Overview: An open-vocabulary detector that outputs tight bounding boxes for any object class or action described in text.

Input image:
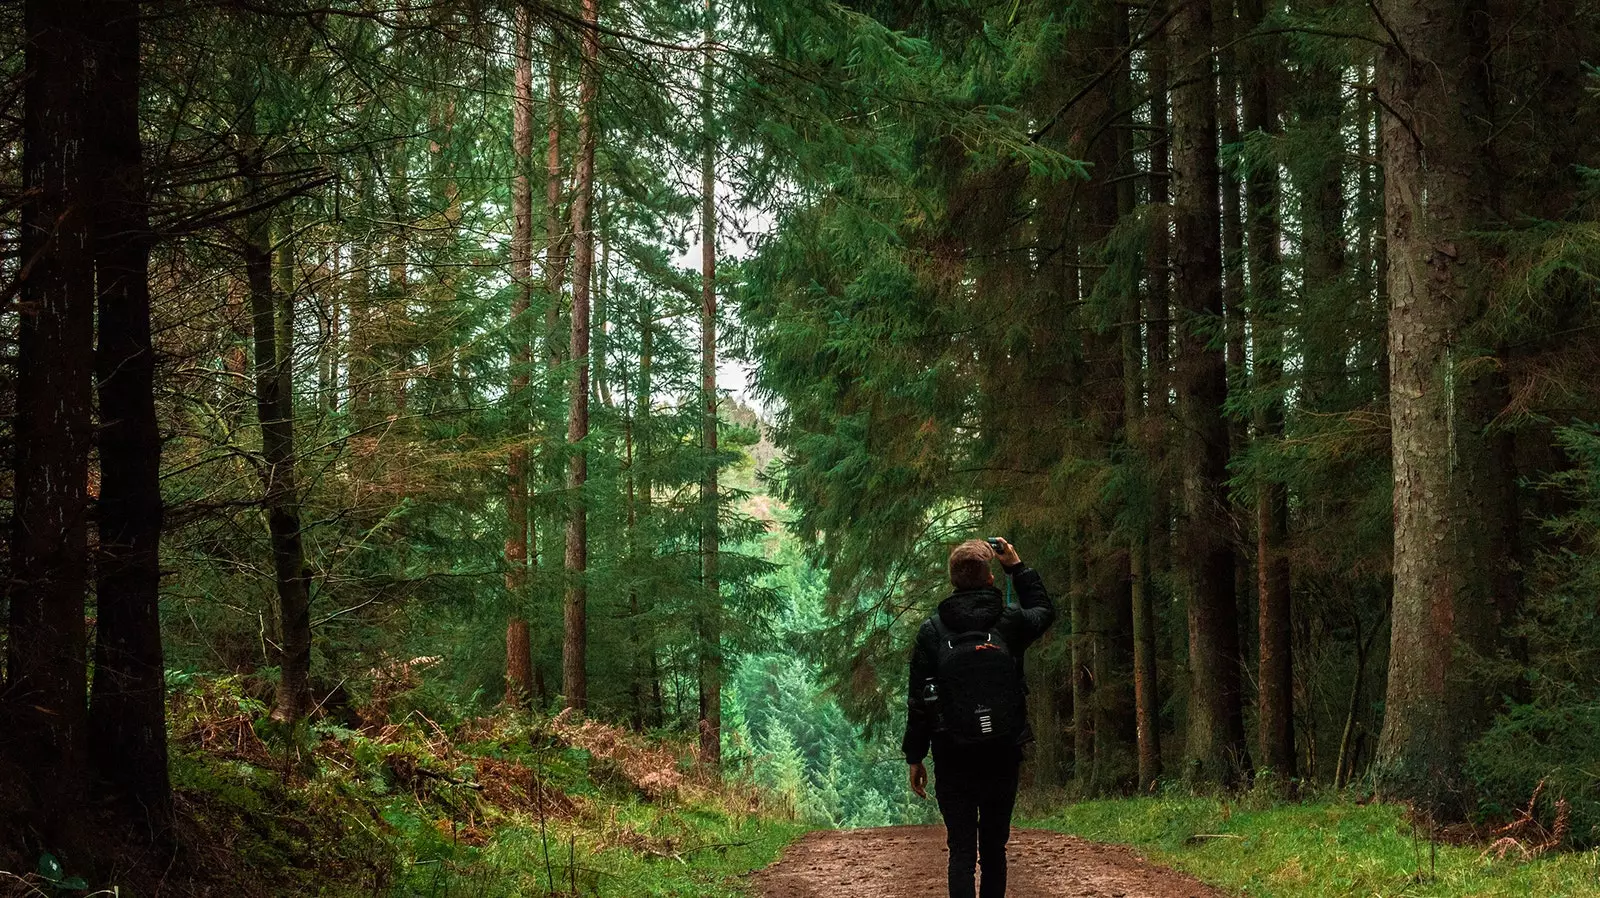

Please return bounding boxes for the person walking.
[903,537,1055,898]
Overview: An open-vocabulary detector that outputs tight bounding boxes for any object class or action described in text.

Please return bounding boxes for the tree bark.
[1240,0,1294,784]
[1373,0,1499,817]
[7,0,96,856]
[638,291,661,728]
[698,0,723,769]
[1171,0,1247,786]
[544,50,569,370]
[1145,0,1173,660]
[562,0,599,711]
[247,194,313,723]
[88,0,173,835]
[505,2,535,707]
[1121,0,1161,795]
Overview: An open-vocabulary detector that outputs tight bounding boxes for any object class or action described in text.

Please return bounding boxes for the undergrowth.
[1030,794,1600,897]
[20,675,809,897]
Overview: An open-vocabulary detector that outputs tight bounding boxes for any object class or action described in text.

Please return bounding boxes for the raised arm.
[994,538,1054,643]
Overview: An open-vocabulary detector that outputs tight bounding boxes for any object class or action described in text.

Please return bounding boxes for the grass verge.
[1029,796,1600,897]
[71,676,813,897]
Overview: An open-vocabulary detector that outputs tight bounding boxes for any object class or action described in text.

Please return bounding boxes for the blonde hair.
[949,539,996,590]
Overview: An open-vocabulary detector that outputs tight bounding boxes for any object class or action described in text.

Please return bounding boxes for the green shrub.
[1468,700,1600,845]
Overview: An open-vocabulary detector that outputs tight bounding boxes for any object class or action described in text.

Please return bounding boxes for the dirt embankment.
[749,825,1227,898]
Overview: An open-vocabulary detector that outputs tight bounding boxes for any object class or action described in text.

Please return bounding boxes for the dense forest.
[5,0,1600,890]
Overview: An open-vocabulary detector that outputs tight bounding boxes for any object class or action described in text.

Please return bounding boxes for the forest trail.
[749,825,1227,897]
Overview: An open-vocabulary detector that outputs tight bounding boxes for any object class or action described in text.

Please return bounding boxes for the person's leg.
[975,754,1022,898]
[935,760,979,898]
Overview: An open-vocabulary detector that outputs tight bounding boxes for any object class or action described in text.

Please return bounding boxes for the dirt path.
[749,826,1227,898]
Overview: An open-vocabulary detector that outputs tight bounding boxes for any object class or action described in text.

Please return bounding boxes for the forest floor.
[1032,796,1600,898]
[748,825,1224,897]
[0,676,805,897]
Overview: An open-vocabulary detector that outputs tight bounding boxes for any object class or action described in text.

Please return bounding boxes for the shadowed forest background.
[7,0,1600,893]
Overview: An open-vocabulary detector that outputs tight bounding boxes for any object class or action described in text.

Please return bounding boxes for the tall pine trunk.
[535,37,567,705]
[504,3,535,707]
[7,0,96,856]
[1373,0,1499,816]
[697,0,723,769]
[544,51,569,370]
[245,183,313,722]
[1119,0,1160,795]
[1171,0,1247,786]
[563,0,599,710]
[88,0,172,834]
[1241,0,1294,783]
[1138,2,1171,791]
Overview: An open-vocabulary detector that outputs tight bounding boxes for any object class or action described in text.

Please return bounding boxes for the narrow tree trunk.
[387,153,410,418]
[348,171,375,418]
[544,51,568,369]
[638,292,661,728]
[504,3,535,707]
[1217,23,1253,647]
[562,0,599,711]
[698,0,723,768]
[247,197,313,723]
[1334,615,1374,790]
[595,238,604,406]
[7,0,96,856]
[1171,0,1247,786]
[1059,235,1093,788]
[1145,0,1173,621]
[532,36,568,703]
[1373,0,1498,817]
[88,0,172,835]
[624,348,642,729]
[595,235,610,407]
[1120,0,1160,795]
[1241,0,1294,783]
[1070,520,1093,788]
[321,242,342,413]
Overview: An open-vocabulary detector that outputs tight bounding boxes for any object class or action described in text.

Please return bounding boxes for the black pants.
[933,746,1022,898]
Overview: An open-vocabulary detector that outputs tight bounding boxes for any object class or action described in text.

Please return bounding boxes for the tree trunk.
[1241,0,1294,784]
[562,0,599,711]
[638,291,660,727]
[1171,0,1247,786]
[532,35,567,702]
[88,0,172,835]
[7,0,96,856]
[1082,10,1136,790]
[1119,0,1160,795]
[544,51,568,370]
[1145,0,1173,649]
[1373,0,1498,817]
[504,2,535,707]
[1069,520,1093,787]
[1217,16,1253,653]
[697,0,723,769]
[247,196,313,723]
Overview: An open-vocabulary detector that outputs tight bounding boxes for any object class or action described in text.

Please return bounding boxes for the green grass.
[1029,796,1600,897]
[161,681,812,897]
[379,796,808,897]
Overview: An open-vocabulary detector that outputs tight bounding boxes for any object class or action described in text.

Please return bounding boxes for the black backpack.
[931,617,1026,746]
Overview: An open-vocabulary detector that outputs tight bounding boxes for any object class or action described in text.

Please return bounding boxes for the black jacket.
[901,563,1055,764]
